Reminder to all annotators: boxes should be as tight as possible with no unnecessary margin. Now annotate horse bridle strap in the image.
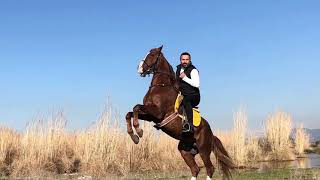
[142,60,154,71]
[154,112,179,129]
[142,50,162,76]
[149,83,169,88]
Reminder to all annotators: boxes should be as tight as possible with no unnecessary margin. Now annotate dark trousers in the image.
[182,94,200,124]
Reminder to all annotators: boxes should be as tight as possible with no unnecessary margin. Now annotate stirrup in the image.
[182,121,193,133]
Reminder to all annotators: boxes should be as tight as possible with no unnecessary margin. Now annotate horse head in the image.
[138,45,163,77]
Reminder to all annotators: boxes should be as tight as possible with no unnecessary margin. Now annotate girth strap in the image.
[154,112,179,130]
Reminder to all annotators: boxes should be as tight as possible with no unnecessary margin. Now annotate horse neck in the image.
[149,55,179,117]
[152,55,175,80]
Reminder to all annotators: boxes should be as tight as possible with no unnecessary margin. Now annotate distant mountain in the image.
[292,128,320,143]
[305,129,320,143]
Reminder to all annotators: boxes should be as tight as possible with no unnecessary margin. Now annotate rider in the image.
[176,52,200,133]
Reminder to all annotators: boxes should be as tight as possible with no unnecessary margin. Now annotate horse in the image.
[125,46,234,180]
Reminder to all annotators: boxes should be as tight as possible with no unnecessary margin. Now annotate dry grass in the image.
[245,134,262,162]
[0,105,185,177]
[216,110,308,166]
[0,106,312,177]
[12,111,75,176]
[215,108,260,166]
[0,126,19,176]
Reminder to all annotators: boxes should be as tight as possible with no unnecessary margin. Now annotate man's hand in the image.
[179,72,186,79]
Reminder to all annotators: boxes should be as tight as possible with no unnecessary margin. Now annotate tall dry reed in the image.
[215,108,251,166]
[216,110,305,164]
[12,111,74,176]
[231,108,247,165]
[0,126,19,176]
[264,111,294,160]
[294,124,310,156]
[0,104,185,177]
[245,134,262,162]
[0,105,312,177]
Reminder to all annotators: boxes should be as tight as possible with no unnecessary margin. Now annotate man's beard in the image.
[182,63,189,68]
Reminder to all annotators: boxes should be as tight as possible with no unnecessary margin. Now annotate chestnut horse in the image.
[126,46,234,179]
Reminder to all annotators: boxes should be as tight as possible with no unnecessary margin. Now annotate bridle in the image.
[140,47,163,77]
[139,46,177,90]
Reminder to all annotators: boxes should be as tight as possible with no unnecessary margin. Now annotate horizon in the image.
[1,1,319,131]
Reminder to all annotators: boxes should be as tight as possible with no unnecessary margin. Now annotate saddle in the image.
[174,92,201,127]
[153,92,202,130]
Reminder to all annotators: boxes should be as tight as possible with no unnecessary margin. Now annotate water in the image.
[257,153,320,172]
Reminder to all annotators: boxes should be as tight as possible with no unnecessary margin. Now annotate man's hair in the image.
[180,52,191,59]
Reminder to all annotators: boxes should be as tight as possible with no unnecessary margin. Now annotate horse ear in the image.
[159,45,163,52]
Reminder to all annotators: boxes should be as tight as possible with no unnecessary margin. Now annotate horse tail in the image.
[212,134,235,179]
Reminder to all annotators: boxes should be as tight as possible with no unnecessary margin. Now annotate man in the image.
[176,52,200,133]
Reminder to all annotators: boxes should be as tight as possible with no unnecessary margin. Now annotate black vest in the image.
[176,64,200,96]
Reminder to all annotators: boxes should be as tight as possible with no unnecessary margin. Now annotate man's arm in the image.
[182,69,200,88]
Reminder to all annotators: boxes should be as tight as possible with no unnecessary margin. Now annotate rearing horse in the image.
[126,46,234,180]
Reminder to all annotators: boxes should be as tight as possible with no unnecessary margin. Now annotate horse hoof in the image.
[131,134,140,144]
[136,128,143,138]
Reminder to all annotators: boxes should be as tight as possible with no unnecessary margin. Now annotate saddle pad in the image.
[178,108,202,127]
[175,93,202,127]
[192,108,201,127]
[174,93,182,113]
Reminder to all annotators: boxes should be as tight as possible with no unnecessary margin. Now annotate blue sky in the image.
[0,0,319,130]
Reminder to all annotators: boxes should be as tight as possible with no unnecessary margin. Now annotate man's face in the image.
[180,55,191,68]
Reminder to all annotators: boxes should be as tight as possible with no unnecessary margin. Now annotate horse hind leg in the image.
[196,128,215,179]
[126,112,140,144]
[199,151,215,180]
[180,149,200,179]
[178,141,200,179]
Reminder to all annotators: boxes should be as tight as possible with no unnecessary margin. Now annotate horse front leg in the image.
[126,107,159,144]
[126,112,139,144]
[132,104,162,141]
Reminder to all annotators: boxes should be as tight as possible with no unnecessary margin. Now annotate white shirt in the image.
[180,68,200,88]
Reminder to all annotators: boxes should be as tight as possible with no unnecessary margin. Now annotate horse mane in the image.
[149,48,176,82]
[160,52,176,80]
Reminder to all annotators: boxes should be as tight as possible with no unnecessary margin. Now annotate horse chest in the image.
[143,94,163,106]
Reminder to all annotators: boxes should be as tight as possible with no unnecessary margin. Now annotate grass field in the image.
[0,105,313,178]
[2,168,318,179]
[123,168,320,180]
